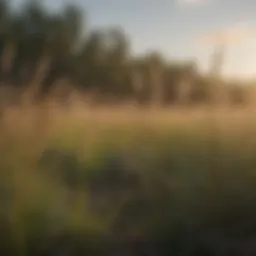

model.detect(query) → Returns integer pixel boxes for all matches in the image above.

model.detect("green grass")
[1,106,256,255]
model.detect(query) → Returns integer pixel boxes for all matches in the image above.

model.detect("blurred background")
[1,0,256,255]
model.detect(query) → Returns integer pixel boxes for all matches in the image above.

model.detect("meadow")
[1,102,256,255]
[0,0,256,254]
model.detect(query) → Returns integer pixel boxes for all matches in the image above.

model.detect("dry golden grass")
[1,99,256,152]
[1,99,256,255]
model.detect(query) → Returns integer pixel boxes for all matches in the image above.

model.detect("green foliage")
[0,0,208,105]
[0,0,255,254]
[0,117,256,254]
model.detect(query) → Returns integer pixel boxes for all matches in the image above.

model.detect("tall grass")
[1,104,256,255]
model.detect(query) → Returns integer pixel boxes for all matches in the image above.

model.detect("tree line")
[0,0,250,106]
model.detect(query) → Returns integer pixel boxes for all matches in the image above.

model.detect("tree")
[146,52,165,106]
[0,0,238,106]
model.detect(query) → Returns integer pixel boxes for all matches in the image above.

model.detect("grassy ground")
[1,104,256,255]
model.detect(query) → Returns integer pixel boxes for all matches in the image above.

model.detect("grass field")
[1,104,256,255]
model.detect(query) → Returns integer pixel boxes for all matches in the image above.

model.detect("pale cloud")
[178,0,208,6]
[195,22,256,46]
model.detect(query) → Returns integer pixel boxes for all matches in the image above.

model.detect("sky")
[12,0,256,79]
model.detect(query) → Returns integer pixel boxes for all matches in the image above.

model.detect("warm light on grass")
[1,103,256,254]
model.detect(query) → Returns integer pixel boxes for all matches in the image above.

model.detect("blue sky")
[13,0,256,79]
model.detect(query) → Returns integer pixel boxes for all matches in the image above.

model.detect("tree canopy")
[0,0,245,106]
